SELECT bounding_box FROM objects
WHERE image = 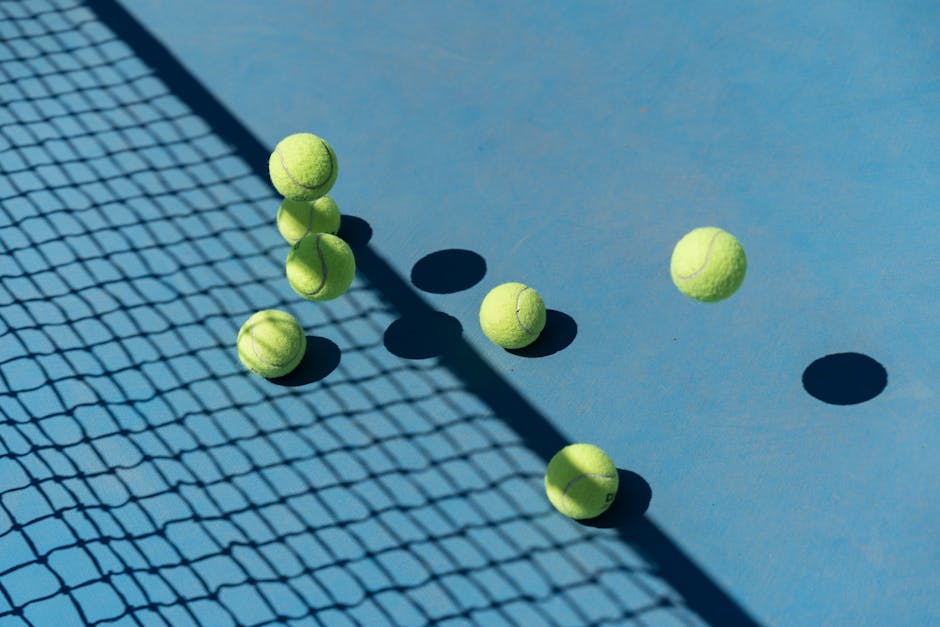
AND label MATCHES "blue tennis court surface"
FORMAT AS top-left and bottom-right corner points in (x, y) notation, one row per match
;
(1, 1), (937, 625)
